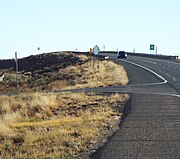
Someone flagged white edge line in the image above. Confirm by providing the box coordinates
[154,93,180,98]
[142,92,180,98]
[118,59,180,98]
[118,59,167,85]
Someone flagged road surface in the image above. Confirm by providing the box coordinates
[90,54,180,159]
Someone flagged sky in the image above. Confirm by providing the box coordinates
[0,0,180,59]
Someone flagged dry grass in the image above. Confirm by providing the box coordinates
[80,60,128,87]
[0,53,130,158]
[49,59,129,91]
[76,54,89,61]
[0,53,129,94]
[0,92,129,159]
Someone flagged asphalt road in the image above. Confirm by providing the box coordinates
[90,54,180,159]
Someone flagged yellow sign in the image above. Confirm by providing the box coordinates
[90,48,93,54]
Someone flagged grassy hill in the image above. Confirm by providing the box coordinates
[0,52,128,94]
[0,52,84,94]
[0,52,129,159]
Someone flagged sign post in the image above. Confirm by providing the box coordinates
[156,46,157,54]
[93,45,100,71]
[90,48,93,65]
[15,52,19,97]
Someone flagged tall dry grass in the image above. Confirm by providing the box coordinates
[0,54,128,94]
[0,92,129,158]
[49,60,129,91]
[0,54,129,158]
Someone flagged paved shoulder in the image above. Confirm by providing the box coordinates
[91,94,180,159]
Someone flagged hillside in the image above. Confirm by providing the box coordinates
[0,52,81,72]
[0,52,129,158]
[0,52,85,94]
[0,52,128,94]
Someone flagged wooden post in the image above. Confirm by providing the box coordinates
[15,52,19,97]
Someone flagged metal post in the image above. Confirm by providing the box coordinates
[15,52,19,97]
[156,46,157,54]
[97,54,99,72]
[103,45,105,51]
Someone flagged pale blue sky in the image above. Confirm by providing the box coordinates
[0,0,180,59]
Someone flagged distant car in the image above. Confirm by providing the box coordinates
[117,51,127,59]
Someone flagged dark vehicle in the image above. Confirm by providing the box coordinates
[117,51,127,59]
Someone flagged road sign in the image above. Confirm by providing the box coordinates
[93,45,99,55]
[90,48,93,54]
[150,44,155,50]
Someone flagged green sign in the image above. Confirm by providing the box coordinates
[150,44,155,50]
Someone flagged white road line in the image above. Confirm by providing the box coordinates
[155,93,180,98]
[118,59,167,85]
[114,58,180,98]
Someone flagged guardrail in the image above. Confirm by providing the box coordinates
[98,51,178,60]
[40,51,180,61]
[126,52,178,60]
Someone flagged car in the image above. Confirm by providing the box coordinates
[117,51,127,59]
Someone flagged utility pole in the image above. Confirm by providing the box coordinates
[15,52,19,97]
